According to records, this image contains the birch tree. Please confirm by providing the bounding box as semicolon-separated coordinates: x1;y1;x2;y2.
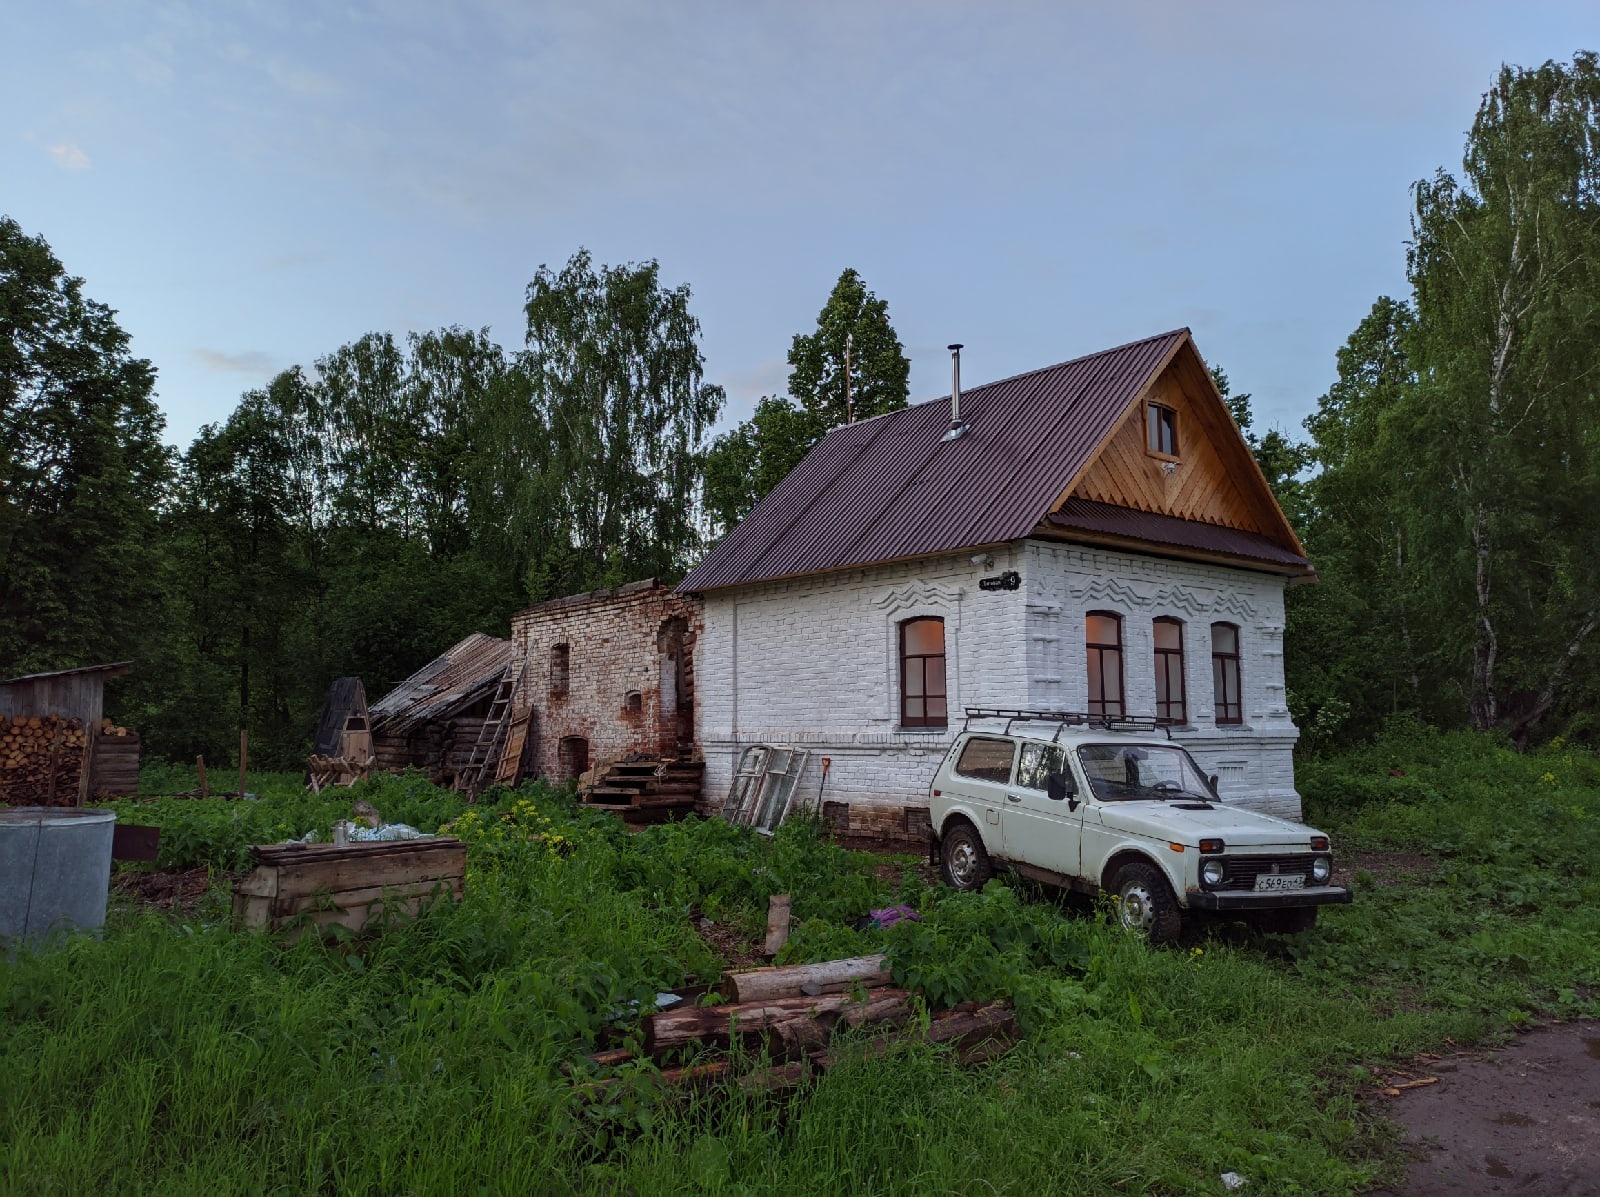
1405;52;1600;738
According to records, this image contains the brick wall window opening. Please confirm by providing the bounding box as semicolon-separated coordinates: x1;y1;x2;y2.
1212;622;1243;725
550;643;570;696
624;690;642;713
1146;402;1178;456
1153;617;1186;725
559;735;588;778
1086;611;1125;719
899;617;947;728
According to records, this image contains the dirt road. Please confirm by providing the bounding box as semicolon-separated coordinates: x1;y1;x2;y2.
1371;1019;1600;1195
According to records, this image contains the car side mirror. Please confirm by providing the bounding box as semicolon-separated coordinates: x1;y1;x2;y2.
1046;770;1074;803
1208;773;1220;796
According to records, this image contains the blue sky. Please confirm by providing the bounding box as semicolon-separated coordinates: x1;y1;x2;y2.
5;2;1595;448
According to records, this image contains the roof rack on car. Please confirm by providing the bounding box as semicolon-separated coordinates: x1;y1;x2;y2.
961;708;1172;741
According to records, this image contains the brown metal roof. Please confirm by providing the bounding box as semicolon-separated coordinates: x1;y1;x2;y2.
679;330;1187;592
1044;498;1312;572
369;633;512;736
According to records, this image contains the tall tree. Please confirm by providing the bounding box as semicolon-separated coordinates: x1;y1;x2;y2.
704;268;909;535
1405;52;1600;738
1292;299;1433;744
0;216;171;673
520;249;724;595
787;268;909;426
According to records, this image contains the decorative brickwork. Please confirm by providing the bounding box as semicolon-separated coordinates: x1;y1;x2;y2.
696;540;1303;823
509;580;704;782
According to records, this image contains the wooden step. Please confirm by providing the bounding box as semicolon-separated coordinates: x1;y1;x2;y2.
584;787;644;805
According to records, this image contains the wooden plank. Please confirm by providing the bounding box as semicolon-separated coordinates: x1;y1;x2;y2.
111;823;161;862
271;844;467;898
232;894;273;928
268;875;463;918
251;837;464;865
762;894;792;958
644;989;911;1052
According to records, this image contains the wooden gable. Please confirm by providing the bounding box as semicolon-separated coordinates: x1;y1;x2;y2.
1056;335;1304;556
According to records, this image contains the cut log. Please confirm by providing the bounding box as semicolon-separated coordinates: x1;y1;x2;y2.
764;893;792;957
721;953;891;1003
644;988;910;1053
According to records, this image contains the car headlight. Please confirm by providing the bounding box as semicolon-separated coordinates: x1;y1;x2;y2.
1311;855;1332;884
1201;858;1226;887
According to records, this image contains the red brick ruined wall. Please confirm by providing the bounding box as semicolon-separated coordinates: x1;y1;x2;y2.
509;580;703;781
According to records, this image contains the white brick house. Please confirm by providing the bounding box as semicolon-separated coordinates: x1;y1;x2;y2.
680;330;1313;821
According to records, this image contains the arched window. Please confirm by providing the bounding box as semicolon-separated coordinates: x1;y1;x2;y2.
559;735;588;778
550;643;570;697
899;617;947;728
1086;612;1124;718
1211;623;1242;725
1153;617;1186;725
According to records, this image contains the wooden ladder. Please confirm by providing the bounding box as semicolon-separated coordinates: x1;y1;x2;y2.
457;653;526;798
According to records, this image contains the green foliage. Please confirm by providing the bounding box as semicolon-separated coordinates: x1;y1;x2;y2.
520;248;725;593
1292;53;1600;747
701;395;823;535
702;268;908;536
787;267;910;427
9;744;1600;1193
0;215;172;675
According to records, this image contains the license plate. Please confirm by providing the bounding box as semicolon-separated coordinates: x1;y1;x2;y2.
1254;873;1305;893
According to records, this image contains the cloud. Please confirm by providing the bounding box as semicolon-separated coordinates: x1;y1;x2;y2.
267;60;340;97
194;348;278;375
47;143;90;171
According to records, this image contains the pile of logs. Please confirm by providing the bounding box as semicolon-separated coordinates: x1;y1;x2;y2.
576;953;1017;1097
0;714;88;805
306;754;373;792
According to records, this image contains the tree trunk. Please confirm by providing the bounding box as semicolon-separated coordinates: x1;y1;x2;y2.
1469;504;1498;730
1510;608;1600;750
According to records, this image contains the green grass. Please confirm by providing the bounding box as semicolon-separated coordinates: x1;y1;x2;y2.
3;729;1599;1195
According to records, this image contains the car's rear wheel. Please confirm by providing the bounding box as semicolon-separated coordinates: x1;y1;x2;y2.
940;823;993;892
1109;861;1183;944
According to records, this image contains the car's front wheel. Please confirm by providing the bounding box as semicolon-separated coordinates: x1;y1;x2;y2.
1109;861;1183;944
940;823;993;892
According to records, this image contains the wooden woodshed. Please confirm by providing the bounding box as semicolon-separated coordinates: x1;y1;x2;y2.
368;634;514;788
0;662;140;805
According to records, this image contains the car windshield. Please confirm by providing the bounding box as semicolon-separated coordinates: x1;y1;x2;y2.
1075;743;1215;802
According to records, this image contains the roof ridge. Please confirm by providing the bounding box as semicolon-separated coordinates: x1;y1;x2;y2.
815;328;1191;437
922;327;1189;403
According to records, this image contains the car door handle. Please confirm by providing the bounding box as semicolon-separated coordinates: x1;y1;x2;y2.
1006;794;1021;803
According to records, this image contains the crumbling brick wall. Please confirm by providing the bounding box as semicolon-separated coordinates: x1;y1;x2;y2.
509;580;703;781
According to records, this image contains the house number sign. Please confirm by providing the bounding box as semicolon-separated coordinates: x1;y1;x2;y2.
978;571;1021;592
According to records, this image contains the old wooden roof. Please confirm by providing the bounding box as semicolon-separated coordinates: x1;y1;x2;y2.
1;662;132;686
311;677;369;757
369;633;511;735
679;329;1306;593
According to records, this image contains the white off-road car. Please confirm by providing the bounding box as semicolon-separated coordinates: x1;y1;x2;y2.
927;710;1351;941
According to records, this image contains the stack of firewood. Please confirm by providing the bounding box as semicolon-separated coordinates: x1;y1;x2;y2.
0;714;88;805
576;954;1017;1096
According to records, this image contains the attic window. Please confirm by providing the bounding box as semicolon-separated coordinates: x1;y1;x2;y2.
1146;403;1178;457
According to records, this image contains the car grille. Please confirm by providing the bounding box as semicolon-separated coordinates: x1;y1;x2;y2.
1211;854;1316;891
